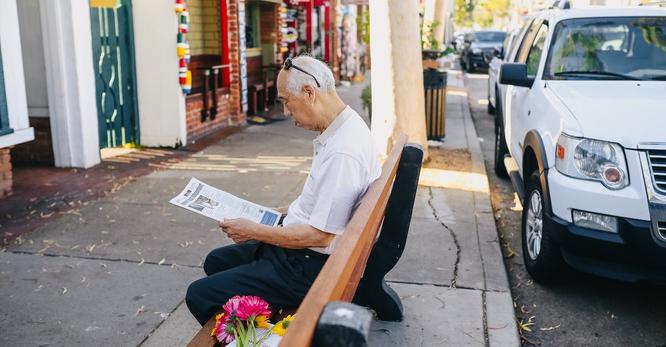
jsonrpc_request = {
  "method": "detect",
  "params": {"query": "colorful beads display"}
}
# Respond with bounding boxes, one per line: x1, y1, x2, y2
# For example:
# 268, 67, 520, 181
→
176, 0, 190, 94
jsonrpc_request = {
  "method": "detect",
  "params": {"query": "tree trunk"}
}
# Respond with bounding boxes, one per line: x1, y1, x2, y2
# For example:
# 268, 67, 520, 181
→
369, 0, 429, 160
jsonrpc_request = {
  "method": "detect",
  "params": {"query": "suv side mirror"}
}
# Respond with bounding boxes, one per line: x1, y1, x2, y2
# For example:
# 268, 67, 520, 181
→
500, 63, 534, 88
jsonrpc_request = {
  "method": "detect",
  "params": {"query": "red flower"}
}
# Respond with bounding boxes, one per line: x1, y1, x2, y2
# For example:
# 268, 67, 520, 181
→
223, 295, 243, 318
236, 296, 271, 321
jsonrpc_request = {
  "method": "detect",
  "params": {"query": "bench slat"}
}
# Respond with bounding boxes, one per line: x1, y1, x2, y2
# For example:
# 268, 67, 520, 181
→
278, 135, 408, 347
187, 312, 218, 347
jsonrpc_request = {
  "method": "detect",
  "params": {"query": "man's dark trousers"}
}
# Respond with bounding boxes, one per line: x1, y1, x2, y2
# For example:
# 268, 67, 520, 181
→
186, 241, 328, 325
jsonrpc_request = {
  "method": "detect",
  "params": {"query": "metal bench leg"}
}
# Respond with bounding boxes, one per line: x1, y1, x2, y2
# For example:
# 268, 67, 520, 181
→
353, 278, 403, 321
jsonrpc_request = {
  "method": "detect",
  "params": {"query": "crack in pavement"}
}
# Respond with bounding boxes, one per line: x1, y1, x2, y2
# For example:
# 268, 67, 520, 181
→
385, 279, 508, 293
473, 195, 491, 347
4, 250, 203, 269
427, 187, 461, 288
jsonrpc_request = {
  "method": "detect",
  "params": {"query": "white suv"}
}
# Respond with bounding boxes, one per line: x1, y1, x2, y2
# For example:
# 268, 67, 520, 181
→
494, 7, 666, 283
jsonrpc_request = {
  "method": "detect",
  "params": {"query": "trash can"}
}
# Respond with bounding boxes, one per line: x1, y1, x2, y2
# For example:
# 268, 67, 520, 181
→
423, 69, 447, 140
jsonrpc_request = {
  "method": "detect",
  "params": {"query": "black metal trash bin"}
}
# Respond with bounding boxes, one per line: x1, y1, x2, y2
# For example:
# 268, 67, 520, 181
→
423, 69, 447, 139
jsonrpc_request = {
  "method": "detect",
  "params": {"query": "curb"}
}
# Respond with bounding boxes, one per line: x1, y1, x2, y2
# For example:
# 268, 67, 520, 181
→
457, 71, 521, 347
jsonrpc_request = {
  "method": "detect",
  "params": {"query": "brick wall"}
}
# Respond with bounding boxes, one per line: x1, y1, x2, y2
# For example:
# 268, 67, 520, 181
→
186, 89, 236, 143
11, 117, 55, 166
0, 148, 12, 198
188, 0, 222, 56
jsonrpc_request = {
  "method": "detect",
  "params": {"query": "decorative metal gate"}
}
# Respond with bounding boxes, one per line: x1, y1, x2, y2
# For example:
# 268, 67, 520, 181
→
90, 0, 139, 148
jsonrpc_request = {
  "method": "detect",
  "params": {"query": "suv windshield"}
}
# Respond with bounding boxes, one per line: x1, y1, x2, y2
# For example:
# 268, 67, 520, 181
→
474, 31, 506, 42
544, 17, 666, 81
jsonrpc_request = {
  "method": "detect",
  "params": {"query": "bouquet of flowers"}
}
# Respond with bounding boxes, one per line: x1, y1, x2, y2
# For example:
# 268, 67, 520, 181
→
211, 295, 294, 347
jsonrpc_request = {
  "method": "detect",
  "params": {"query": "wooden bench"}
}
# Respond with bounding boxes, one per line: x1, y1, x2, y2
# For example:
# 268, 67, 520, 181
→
188, 134, 423, 346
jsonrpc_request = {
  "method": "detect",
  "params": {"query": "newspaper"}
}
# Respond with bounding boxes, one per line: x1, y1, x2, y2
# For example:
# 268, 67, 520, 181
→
169, 178, 281, 227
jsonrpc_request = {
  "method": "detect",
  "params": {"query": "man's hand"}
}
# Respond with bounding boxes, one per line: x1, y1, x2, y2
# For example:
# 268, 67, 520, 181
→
219, 218, 258, 243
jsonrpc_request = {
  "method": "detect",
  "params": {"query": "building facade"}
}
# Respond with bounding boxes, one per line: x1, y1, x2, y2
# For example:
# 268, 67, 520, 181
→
0, 0, 357, 199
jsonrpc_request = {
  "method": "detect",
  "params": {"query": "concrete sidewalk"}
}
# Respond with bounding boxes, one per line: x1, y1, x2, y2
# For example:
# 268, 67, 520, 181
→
1, 72, 518, 346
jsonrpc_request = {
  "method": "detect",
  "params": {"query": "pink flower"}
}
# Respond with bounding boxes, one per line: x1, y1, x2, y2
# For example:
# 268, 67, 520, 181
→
223, 296, 243, 318
212, 313, 235, 345
236, 296, 271, 320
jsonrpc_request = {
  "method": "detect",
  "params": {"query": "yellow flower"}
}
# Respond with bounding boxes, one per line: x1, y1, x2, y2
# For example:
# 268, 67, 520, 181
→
211, 313, 225, 336
272, 315, 294, 336
255, 314, 270, 329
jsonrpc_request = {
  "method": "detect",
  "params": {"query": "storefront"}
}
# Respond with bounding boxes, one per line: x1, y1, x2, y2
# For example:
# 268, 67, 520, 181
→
283, 0, 335, 64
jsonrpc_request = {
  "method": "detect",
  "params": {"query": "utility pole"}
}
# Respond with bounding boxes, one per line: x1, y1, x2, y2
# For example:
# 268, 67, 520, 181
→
369, 0, 429, 160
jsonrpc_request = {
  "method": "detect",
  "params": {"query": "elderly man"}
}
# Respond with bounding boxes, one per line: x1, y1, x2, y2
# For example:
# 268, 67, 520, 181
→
185, 56, 380, 325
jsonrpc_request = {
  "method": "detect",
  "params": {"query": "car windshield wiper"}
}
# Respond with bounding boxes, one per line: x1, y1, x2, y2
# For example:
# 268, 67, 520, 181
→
553, 71, 640, 80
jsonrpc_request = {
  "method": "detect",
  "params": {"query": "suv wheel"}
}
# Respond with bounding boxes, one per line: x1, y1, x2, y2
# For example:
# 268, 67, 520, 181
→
493, 95, 508, 177
521, 171, 565, 283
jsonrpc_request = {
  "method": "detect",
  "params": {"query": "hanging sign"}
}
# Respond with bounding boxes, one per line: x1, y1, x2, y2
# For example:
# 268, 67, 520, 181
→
283, 27, 298, 44
90, 0, 120, 8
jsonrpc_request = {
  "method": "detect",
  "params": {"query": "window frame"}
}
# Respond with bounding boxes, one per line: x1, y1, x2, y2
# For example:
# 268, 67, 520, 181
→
541, 16, 666, 81
516, 20, 545, 63
524, 23, 549, 77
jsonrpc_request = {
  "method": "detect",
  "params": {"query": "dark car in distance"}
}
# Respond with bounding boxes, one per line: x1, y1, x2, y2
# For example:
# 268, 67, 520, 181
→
460, 30, 506, 72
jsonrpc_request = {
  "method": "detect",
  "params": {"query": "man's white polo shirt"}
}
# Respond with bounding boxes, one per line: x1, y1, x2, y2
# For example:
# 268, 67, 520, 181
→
282, 106, 381, 254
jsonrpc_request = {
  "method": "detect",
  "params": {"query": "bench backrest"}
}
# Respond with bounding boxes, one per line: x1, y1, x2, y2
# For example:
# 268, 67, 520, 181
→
278, 135, 416, 346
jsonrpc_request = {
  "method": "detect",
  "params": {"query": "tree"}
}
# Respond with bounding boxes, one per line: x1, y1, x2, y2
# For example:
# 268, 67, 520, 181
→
454, 0, 474, 28
370, 0, 429, 160
474, 0, 510, 29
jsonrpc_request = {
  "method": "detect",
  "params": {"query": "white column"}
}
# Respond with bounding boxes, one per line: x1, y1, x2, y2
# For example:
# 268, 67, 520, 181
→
40, 0, 100, 168
0, 0, 34, 148
132, 0, 187, 147
370, 0, 428, 159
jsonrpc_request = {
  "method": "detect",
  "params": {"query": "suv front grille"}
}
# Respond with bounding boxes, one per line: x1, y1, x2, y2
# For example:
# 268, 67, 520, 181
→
647, 149, 666, 194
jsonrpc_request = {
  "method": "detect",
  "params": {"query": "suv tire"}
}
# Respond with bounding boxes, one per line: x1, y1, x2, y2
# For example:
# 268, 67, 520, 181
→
521, 171, 566, 283
493, 92, 509, 177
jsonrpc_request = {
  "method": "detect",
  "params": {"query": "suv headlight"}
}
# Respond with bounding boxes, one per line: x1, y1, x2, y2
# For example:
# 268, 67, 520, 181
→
555, 134, 629, 190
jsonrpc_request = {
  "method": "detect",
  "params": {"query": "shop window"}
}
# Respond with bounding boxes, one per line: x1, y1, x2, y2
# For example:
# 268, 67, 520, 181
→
245, 4, 260, 49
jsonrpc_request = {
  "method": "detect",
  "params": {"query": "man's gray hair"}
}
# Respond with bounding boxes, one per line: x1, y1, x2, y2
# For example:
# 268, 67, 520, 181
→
285, 56, 336, 94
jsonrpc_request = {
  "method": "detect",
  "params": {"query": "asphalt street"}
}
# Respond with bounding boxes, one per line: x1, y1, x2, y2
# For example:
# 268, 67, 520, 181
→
462, 69, 666, 347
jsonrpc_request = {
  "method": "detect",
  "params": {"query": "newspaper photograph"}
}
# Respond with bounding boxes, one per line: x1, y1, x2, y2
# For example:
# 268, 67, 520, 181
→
169, 178, 281, 227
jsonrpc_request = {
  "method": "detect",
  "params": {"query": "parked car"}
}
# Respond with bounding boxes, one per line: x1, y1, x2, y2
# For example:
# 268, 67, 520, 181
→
460, 30, 506, 72
495, 7, 666, 283
487, 29, 520, 115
